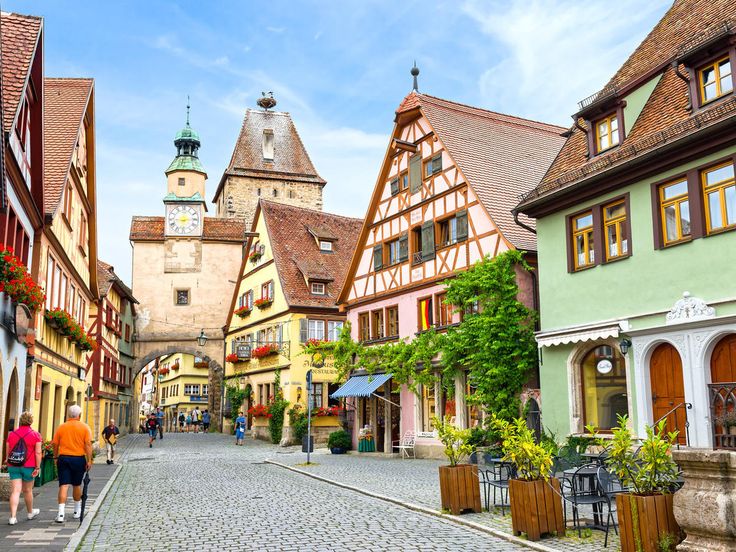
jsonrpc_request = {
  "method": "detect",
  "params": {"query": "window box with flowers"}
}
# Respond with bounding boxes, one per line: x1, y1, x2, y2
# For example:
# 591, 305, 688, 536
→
234, 306, 252, 318
314, 405, 341, 417
248, 250, 263, 264
247, 404, 272, 418
252, 343, 279, 359
0, 246, 45, 313
254, 297, 273, 310
158, 367, 170, 376
225, 352, 249, 364
172, 362, 180, 371
44, 309, 97, 351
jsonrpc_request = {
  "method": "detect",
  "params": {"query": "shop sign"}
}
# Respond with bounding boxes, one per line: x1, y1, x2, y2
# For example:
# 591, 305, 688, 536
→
34, 365, 42, 400
416, 431, 437, 439
13, 303, 32, 344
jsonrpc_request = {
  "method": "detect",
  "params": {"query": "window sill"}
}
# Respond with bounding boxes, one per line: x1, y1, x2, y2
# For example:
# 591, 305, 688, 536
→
361, 335, 399, 345
705, 224, 736, 238
571, 263, 596, 273
78, 245, 87, 258
61, 213, 73, 232
662, 237, 693, 248
594, 143, 620, 156
603, 253, 631, 264
697, 91, 733, 109
415, 323, 459, 336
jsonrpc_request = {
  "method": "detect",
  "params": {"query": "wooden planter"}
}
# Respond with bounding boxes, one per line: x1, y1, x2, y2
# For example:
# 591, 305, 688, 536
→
438, 464, 482, 515
509, 478, 565, 541
616, 493, 681, 552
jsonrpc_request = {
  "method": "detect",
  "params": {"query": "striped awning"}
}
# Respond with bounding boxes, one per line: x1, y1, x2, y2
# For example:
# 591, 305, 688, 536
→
330, 373, 393, 398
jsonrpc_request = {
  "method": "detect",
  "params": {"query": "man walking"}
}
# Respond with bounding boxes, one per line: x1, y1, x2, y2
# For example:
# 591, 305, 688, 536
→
146, 413, 159, 448
155, 407, 165, 439
51, 405, 93, 523
101, 419, 120, 465
191, 407, 201, 434
201, 410, 211, 433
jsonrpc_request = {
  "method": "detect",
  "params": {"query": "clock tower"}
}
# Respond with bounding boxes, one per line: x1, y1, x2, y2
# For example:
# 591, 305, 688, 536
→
164, 105, 206, 237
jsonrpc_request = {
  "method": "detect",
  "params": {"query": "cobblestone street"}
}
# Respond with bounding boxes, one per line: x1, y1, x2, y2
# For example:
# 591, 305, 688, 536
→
79, 433, 527, 551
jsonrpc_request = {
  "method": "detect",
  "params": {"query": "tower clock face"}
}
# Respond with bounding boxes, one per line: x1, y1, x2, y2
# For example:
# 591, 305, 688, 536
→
167, 205, 200, 235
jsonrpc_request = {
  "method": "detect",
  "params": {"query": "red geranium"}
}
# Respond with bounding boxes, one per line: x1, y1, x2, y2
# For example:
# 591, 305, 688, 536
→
0, 246, 44, 312
225, 353, 239, 363
234, 306, 252, 318
252, 344, 279, 359
247, 404, 272, 418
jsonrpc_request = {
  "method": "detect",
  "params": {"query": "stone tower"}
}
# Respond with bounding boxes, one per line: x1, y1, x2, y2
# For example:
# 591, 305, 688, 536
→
130, 107, 246, 429
212, 96, 325, 229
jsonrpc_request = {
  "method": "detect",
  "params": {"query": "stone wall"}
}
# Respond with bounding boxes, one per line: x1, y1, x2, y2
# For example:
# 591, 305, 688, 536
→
217, 174, 324, 228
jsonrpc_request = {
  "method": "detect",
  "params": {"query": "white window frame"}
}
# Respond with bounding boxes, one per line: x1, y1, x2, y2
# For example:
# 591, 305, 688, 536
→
319, 240, 333, 252
311, 282, 326, 295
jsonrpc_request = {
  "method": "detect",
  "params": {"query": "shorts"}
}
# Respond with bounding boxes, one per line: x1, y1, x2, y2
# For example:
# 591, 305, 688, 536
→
148, 429, 157, 438
203, 423, 210, 430
8, 466, 35, 482
57, 456, 86, 486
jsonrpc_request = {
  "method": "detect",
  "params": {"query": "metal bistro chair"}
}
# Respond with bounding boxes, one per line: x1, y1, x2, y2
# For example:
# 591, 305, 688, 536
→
596, 466, 626, 547
481, 460, 513, 515
560, 464, 608, 540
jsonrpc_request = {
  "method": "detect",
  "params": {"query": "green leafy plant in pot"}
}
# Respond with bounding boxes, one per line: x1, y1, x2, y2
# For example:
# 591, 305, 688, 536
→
589, 415, 683, 552
432, 416, 481, 515
491, 415, 564, 541
327, 430, 351, 454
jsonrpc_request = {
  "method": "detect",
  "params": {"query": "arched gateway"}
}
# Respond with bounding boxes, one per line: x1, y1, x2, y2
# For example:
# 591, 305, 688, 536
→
130, 109, 247, 429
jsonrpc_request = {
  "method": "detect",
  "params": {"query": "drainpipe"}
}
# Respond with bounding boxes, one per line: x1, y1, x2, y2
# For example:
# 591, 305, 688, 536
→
672, 61, 692, 112
512, 209, 536, 235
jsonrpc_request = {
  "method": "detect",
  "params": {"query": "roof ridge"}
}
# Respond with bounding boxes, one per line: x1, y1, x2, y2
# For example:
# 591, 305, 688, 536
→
260, 199, 363, 222
419, 93, 567, 133
0, 11, 42, 21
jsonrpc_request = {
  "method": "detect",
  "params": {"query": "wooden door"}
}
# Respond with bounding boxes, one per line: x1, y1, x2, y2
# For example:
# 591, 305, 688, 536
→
711, 334, 736, 383
650, 343, 686, 445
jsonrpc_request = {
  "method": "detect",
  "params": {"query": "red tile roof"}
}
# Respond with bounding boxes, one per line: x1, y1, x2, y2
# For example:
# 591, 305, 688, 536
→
129, 216, 247, 242
97, 260, 136, 302
0, 12, 42, 133
524, 0, 736, 206
400, 93, 566, 251
213, 109, 325, 202
260, 200, 362, 309
43, 78, 93, 215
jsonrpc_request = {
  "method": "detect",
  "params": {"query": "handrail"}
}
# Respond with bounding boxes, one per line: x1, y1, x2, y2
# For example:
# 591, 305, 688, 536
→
654, 402, 692, 450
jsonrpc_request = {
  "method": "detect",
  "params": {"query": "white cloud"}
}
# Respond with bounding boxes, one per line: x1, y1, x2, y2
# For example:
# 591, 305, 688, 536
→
462, 0, 671, 125
266, 26, 285, 34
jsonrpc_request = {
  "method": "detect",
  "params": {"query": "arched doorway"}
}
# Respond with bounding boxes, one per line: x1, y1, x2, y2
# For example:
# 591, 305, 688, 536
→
3, 368, 19, 461
711, 334, 736, 383
650, 343, 686, 445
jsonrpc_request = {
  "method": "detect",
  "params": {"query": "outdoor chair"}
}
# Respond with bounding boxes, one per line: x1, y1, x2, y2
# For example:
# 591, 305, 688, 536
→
480, 461, 513, 515
551, 455, 575, 479
596, 466, 625, 547
558, 445, 584, 468
559, 463, 610, 542
391, 431, 416, 459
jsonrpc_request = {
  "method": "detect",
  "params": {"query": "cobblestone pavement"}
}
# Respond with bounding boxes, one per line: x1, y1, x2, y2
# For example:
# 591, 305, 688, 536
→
79, 433, 528, 551
276, 448, 619, 552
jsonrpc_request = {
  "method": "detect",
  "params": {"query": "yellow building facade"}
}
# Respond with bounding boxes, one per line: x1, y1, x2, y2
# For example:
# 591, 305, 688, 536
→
157, 352, 209, 431
224, 201, 361, 443
31, 78, 98, 441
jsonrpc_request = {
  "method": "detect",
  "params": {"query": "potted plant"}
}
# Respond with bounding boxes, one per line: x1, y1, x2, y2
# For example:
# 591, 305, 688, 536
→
234, 305, 252, 318
594, 415, 682, 552
225, 353, 239, 363
715, 410, 736, 447
432, 416, 481, 515
492, 415, 564, 541
254, 297, 273, 309
35, 442, 57, 487
327, 429, 351, 454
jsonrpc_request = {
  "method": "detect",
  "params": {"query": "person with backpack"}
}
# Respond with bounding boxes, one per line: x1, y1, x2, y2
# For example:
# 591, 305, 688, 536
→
146, 413, 159, 448
191, 408, 201, 434
51, 404, 93, 523
201, 410, 211, 433
178, 412, 185, 432
185, 412, 192, 432
5, 411, 42, 525
155, 407, 165, 439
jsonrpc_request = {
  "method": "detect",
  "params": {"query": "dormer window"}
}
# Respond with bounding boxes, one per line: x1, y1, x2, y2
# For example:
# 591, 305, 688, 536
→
319, 240, 333, 252
310, 282, 326, 295
262, 129, 274, 160
595, 114, 619, 153
698, 57, 733, 104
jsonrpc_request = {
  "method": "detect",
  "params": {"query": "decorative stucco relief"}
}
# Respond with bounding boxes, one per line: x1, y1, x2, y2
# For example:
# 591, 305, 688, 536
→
666, 291, 715, 325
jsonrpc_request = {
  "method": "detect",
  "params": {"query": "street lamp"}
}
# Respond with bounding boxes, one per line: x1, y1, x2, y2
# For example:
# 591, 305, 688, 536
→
197, 329, 208, 347
619, 338, 632, 355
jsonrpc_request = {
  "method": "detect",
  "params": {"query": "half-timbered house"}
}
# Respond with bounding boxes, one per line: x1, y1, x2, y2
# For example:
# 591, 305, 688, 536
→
336, 92, 565, 456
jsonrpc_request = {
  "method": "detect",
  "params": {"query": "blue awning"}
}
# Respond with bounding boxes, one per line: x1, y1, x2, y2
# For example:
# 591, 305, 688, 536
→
330, 373, 393, 398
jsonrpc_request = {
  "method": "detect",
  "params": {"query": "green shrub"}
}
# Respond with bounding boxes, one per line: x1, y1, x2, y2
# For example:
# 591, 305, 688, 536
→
467, 424, 501, 449
289, 405, 309, 441
327, 430, 352, 450
267, 370, 289, 444
492, 415, 552, 481
433, 416, 473, 466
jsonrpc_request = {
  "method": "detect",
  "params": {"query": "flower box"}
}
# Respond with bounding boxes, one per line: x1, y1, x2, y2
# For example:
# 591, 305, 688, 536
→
314, 406, 341, 417
252, 344, 279, 359
159, 367, 170, 375
44, 308, 97, 351
509, 478, 565, 541
254, 298, 273, 309
234, 306, 252, 318
248, 251, 263, 264
172, 363, 180, 370
247, 404, 272, 418
225, 353, 240, 363
0, 246, 44, 312
438, 464, 482, 515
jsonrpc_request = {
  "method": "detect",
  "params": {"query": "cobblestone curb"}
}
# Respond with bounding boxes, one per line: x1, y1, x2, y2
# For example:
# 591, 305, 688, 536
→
63, 435, 137, 552
265, 459, 560, 552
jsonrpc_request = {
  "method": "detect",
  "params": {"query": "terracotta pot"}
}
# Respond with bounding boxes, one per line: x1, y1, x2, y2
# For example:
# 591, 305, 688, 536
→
438, 464, 482, 515
616, 493, 681, 552
508, 478, 564, 541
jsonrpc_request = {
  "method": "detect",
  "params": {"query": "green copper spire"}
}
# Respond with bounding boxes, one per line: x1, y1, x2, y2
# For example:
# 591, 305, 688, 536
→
166, 99, 206, 175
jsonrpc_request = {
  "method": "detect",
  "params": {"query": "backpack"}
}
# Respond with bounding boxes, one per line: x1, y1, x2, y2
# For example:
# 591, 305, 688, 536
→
7, 429, 30, 466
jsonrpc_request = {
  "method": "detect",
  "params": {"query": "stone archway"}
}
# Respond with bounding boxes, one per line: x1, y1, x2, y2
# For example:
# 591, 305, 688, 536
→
134, 341, 224, 430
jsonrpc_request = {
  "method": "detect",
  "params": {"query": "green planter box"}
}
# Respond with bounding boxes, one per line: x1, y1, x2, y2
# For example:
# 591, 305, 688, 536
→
34, 457, 56, 487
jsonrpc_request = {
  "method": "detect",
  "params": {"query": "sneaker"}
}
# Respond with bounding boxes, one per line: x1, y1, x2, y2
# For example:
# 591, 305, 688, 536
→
27, 509, 40, 520
8, 518, 16, 525
73, 511, 81, 519
149, 443, 152, 448
55, 513, 64, 524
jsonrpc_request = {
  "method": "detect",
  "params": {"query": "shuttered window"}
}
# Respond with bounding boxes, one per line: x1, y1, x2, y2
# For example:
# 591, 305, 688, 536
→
421, 221, 435, 260
409, 155, 422, 194
456, 210, 468, 241
398, 232, 409, 262
390, 178, 399, 196
373, 244, 383, 271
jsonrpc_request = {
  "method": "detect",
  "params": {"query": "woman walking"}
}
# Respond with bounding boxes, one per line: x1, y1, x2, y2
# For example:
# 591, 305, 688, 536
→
185, 412, 192, 433
234, 412, 246, 446
5, 411, 42, 525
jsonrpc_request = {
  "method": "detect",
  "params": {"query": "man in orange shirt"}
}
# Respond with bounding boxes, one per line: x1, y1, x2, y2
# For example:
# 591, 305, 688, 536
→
51, 404, 93, 523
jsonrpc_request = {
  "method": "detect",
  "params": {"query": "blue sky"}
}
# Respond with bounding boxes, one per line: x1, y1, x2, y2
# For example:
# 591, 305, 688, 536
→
6, 0, 671, 283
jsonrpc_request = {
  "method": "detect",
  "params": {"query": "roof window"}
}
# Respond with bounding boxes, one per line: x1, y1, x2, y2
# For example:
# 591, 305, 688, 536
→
262, 129, 274, 160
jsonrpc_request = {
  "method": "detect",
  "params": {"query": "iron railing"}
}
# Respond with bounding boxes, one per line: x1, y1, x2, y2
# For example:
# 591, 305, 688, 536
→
709, 383, 736, 451
654, 402, 692, 450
